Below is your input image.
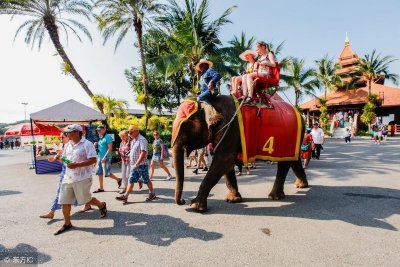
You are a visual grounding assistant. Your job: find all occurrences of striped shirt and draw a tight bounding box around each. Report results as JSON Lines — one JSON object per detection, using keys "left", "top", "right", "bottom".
{"left": 129, "top": 134, "right": 148, "bottom": 166}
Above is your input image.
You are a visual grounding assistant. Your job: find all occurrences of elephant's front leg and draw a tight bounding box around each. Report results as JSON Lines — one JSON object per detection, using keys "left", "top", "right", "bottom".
{"left": 224, "top": 169, "right": 242, "bottom": 203}
{"left": 191, "top": 154, "right": 234, "bottom": 212}
{"left": 268, "top": 161, "right": 290, "bottom": 200}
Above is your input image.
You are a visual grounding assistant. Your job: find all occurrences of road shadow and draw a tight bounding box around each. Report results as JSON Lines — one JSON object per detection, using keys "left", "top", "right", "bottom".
{"left": 0, "top": 243, "right": 51, "bottom": 264}
{"left": 0, "top": 190, "right": 21, "bottom": 197}
{"left": 70, "top": 211, "right": 222, "bottom": 247}
{"left": 202, "top": 185, "right": 400, "bottom": 231}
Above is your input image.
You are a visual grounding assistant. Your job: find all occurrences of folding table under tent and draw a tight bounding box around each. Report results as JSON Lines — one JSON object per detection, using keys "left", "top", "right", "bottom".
{"left": 29, "top": 99, "right": 106, "bottom": 174}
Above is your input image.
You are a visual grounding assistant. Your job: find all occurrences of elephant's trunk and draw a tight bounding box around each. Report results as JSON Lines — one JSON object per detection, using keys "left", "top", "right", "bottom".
{"left": 172, "top": 144, "right": 186, "bottom": 205}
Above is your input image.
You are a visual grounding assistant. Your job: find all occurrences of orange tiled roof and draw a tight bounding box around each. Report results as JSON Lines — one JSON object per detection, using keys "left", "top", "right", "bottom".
{"left": 300, "top": 83, "right": 400, "bottom": 111}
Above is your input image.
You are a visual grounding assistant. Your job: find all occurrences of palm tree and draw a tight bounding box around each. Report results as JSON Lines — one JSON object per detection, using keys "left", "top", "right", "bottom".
{"left": 280, "top": 58, "right": 319, "bottom": 107}
{"left": 314, "top": 54, "right": 342, "bottom": 100}
{"left": 0, "top": 0, "right": 104, "bottom": 112}
{"left": 358, "top": 49, "right": 398, "bottom": 95}
{"left": 94, "top": 0, "right": 164, "bottom": 129}
{"left": 92, "top": 94, "right": 129, "bottom": 126}
{"left": 157, "top": 0, "right": 236, "bottom": 91}
{"left": 221, "top": 32, "right": 255, "bottom": 76}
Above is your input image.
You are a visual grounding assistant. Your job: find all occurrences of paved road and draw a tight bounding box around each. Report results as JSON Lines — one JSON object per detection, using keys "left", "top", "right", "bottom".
{"left": 0, "top": 138, "right": 399, "bottom": 266}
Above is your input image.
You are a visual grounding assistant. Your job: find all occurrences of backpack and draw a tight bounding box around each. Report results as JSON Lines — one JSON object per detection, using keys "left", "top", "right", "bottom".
{"left": 300, "top": 143, "right": 310, "bottom": 151}
{"left": 161, "top": 140, "right": 170, "bottom": 159}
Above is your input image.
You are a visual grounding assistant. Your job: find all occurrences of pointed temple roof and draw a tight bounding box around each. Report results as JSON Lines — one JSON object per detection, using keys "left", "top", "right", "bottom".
{"left": 300, "top": 35, "right": 400, "bottom": 111}
{"left": 336, "top": 34, "right": 360, "bottom": 75}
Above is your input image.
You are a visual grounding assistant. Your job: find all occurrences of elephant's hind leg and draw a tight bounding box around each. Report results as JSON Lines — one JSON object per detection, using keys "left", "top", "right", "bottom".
{"left": 268, "top": 161, "right": 290, "bottom": 200}
{"left": 224, "top": 170, "right": 242, "bottom": 203}
{"left": 291, "top": 159, "right": 309, "bottom": 188}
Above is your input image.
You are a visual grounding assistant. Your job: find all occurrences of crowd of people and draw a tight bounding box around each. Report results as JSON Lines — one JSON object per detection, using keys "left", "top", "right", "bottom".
{"left": 0, "top": 139, "right": 21, "bottom": 150}
{"left": 39, "top": 124, "right": 174, "bottom": 235}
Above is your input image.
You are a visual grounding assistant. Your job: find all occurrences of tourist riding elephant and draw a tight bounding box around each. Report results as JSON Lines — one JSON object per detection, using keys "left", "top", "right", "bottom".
{"left": 172, "top": 95, "right": 308, "bottom": 212}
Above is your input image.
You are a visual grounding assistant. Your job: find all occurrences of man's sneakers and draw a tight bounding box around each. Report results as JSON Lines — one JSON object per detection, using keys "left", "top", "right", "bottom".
{"left": 146, "top": 192, "right": 156, "bottom": 201}
{"left": 165, "top": 175, "right": 173, "bottom": 181}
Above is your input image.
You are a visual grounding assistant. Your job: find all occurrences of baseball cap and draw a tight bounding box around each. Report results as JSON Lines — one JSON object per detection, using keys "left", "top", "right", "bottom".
{"left": 63, "top": 124, "right": 83, "bottom": 133}
{"left": 96, "top": 125, "right": 106, "bottom": 130}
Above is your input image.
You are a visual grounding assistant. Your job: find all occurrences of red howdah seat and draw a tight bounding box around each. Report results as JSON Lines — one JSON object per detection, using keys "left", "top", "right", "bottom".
{"left": 253, "top": 63, "right": 280, "bottom": 92}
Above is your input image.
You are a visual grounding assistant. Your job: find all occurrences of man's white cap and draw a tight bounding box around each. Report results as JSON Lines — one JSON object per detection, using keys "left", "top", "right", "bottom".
{"left": 63, "top": 124, "right": 83, "bottom": 133}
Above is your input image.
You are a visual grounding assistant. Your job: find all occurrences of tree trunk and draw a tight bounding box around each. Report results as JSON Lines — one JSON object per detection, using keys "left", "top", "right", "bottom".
{"left": 368, "top": 78, "right": 372, "bottom": 96}
{"left": 191, "top": 60, "right": 199, "bottom": 93}
{"left": 44, "top": 16, "right": 104, "bottom": 114}
{"left": 134, "top": 20, "right": 149, "bottom": 130}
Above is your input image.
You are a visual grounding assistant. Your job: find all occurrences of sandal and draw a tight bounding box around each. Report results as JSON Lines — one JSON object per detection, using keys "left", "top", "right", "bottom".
{"left": 93, "top": 188, "right": 105, "bottom": 193}
{"left": 77, "top": 206, "right": 92, "bottom": 213}
{"left": 99, "top": 202, "right": 107, "bottom": 218}
{"left": 117, "top": 178, "right": 122, "bottom": 188}
{"left": 39, "top": 212, "right": 54, "bottom": 219}
{"left": 54, "top": 223, "right": 73, "bottom": 235}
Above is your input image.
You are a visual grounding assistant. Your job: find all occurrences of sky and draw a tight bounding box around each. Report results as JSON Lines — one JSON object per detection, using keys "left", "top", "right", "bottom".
{"left": 1, "top": 0, "right": 399, "bottom": 123}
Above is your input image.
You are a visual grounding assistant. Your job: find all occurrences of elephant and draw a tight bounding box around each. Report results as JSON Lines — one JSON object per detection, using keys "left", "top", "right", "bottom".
{"left": 172, "top": 95, "right": 308, "bottom": 212}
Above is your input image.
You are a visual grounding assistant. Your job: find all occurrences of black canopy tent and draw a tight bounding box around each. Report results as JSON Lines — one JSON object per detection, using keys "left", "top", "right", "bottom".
{"left": 29, "top": 99, "right": 106, "bottom": 174}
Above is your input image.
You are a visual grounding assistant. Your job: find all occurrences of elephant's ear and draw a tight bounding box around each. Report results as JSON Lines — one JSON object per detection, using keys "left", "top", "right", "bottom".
{"left": 171, "top": 99, "right": 199, "bottom": 147}
{"left": 200, "top": 102, "right": 224, "bottom": 128}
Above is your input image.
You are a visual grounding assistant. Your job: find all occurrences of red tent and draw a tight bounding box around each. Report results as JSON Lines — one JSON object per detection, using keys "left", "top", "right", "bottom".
{"left": 4, "top": 122, "right": 62, "bottom": 137}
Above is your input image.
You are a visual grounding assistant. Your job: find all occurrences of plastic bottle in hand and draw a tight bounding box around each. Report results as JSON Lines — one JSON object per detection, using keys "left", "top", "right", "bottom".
{"left": 61, "top": 156, "right": 72, "bottom": 164}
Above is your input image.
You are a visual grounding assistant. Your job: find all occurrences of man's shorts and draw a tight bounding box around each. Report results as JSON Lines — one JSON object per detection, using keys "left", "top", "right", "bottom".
{"left": 374, "top": 131, "right": 382, "bottom": 138}
{"left": 96, "top": 158, "right": 112, "bottom": 177}
{"left": 129, "top": 165, "right": 150, "bottom": 184}
{"left": 59, "top": 178, "right": 92, "bottom": 205}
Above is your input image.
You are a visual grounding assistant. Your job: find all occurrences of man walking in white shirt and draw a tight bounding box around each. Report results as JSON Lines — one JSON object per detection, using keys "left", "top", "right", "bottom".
{"left": 311, "top": 122, "right": 324, "bottom": 160}
{"left": 55, "top": 124, "right": 107, "bottom": 235}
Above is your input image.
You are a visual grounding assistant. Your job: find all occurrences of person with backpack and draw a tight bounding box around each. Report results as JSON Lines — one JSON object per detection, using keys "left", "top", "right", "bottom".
{"left": 242, "top": 41, "right": 277, "bottom": 104}
{"left": 149, "top": 131, "right": 173, "bottom": 181}
{"left": 301, "top": 128, "right": 313, "bottom": 169}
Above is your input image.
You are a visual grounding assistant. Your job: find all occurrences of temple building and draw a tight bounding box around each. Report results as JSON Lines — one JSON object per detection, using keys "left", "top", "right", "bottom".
{"left": 300, "top": 35, "right": 400, "bottom": 135}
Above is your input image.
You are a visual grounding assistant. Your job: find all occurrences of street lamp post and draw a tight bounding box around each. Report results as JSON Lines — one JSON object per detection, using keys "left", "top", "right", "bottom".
{"left": 21, "top": 102, "right": 28, "bottom": 122}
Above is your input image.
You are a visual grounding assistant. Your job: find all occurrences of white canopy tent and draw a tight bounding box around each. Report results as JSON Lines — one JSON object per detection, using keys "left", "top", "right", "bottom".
{"left": 29, "top": 99, "right": 105, "bottom": 174}
{"left": 30, "top": 99, "right": 106, "bottom": 123}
